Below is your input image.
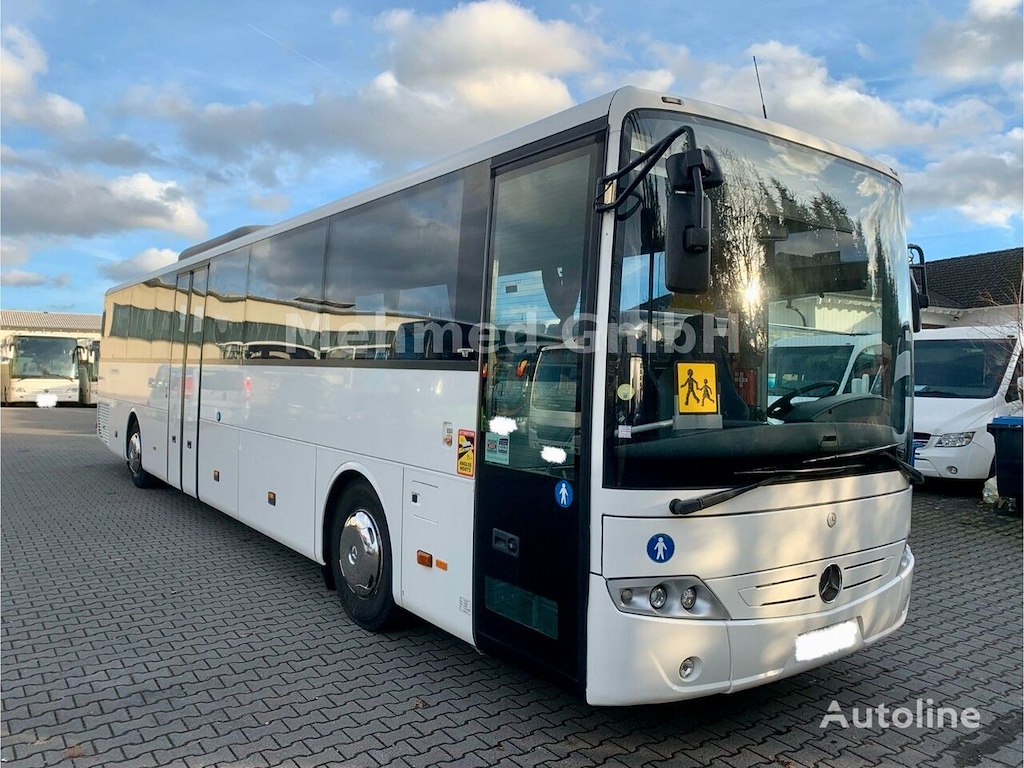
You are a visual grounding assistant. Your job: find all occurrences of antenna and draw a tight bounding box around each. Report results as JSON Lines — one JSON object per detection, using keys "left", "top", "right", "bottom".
{"left": 753, "top": 55, "right": 768, "bottom": 119}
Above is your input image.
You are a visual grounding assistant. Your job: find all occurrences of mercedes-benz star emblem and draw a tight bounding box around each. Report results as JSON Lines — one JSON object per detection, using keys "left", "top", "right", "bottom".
{"left": 819, "top": 564, "right": 843, "bottom": 603}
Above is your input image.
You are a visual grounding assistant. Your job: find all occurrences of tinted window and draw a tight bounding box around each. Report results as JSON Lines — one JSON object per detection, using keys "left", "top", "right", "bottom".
{"left": 245, "top": 221, "right": 327, "bottom": 356}
{"left": 109, "top": 288, "right": 132, "bottom": 338}
{"left": 207, "top": 247, "right": 249, "bottom": 357}
{"left": 323, "top": 163, "right": 487, "bottom": 361}
{"left": 480, "top": 142, "right": 601, "bottom": 479}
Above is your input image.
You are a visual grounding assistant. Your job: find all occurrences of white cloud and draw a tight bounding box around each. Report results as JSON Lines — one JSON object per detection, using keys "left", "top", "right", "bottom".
{"left": 855, "top": 42, "right": 875, "bottom": 61}
{"left": 379, "top": 0, "right": 599, "bottom": 113}
{"left": 691, "top": 42, "right": 918, "bottom": 151}
{"left": 124, "top": 1, "right": 602, "bottom": 173}
{"left": 119, "top": 83, "right": 194, "bottom": 120}
{"left": 1, "top": 167, "right": 206, "bottom": 239}
{"left": 329, "top": 7, "right": 350, "bottom": 25}
{"left": 918, "top": 0, "right": 1023, "bottom": 91}
{"left": 0, "top": 25, "right": 86, "bottom": 133}
{"left": 249, "top": 193, "right": 291, "bottom": 213}
{"left": 1, "top": 238, "right": 30, "bottom": 266}
{"left": 901, "top": 128, "right": 1023, "bottom": 228}
{"left": 1, "top": 269, "right": 48, "bottom": 287}
{"left": 99, "top": 247, "right": 178, "bottom": 282}
{"left": 969, "top": 0, "right": 1022, "bottom": 22}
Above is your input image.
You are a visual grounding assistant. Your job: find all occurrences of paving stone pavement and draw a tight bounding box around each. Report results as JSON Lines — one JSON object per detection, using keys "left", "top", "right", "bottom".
{"left": 2, "top": 407, "right": 1021, "bottom": 768}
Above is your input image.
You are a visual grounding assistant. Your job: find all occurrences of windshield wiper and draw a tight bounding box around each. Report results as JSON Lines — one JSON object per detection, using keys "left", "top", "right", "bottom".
{"left": 668, "top": 445, "right": 922, "bottom": 516}
{"left": 669, "top": 466, "right": 849, "bottom": 515}
{"left": 772, "top": 443, "right": 924, "bottom": 485}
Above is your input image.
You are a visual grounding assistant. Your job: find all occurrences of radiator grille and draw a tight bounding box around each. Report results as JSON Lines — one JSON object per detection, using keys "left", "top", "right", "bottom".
{"left": 96, "top": 403, "right": 110, "bottom": 443}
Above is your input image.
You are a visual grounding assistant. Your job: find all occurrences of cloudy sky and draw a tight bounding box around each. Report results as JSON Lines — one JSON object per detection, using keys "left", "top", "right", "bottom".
{"left": 2, "top": 0, "right": 1021, "bottom": 313}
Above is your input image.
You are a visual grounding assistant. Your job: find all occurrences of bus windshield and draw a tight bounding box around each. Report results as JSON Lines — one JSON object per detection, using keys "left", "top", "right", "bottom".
{"left": 11, "top": 336, "right": 79, "bottom": 379}
{"left": 914, "top": 338, "right": 1014, "bottom": 399}
{"left": 606, "top": 110, "right": 911, "bottom": 489}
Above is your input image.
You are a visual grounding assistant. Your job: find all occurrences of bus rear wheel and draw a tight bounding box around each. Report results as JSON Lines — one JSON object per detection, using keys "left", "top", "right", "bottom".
{"left": 126, "top": 422, "right": 156, "bottom": 489}
{"left": 330, "top": 481, "right": 399, "bottom": 631}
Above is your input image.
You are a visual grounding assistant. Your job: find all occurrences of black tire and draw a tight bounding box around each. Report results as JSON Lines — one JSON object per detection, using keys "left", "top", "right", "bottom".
{"left": 126, "top": 421, "right": 156, "bottom": 489}
{"left": 329, "top": 481, "right": 399, "bottom": 631}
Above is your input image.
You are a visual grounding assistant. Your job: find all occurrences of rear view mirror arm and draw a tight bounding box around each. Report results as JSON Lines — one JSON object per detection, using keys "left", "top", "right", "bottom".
{"left": 595, "top": 126, "right": 695, "bottom": 213}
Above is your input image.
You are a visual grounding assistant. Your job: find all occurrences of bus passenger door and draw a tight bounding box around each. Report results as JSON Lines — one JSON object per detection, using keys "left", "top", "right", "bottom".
{"left": 474, "top": 132, "right": 602, "bottom": 691}
{"left": 167, "top": 267, "right": 208, "bottom": 495}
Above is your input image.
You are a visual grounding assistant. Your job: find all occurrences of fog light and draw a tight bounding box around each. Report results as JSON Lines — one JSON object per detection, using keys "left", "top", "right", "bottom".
{"left": 681, "top": 587, "right": 697, "bottom": 610}
{"left": 947, "top": 466, "right": 958, "bottom": 475}
{"left": 649, "top": 585, "right": 668, "bottom": 609}
{"left": 619, "top": 588, "right": 633, "bottom": 604}
{"left": 679, "top": 657, "right": 695, "bottom": 679}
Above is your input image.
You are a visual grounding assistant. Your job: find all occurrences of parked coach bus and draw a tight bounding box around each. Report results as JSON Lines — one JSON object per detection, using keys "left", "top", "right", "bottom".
{"left": 2, "top": 332, "right": 84, "bottom": 405}
{"left": 97, "top": 87, "right": 924, "bottom": 705}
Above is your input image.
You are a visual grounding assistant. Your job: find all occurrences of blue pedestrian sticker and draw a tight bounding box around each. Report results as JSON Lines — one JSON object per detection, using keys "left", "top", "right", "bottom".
{"left": 647, "top": 533, "right": 675, "bottom": 563}
{"left": 554, "top": 479, "right": 573, "bottom": 508}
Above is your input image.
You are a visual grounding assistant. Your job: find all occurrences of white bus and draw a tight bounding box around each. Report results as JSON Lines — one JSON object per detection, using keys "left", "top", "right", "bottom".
{"left": 97, "top": 87, "right": 921, "bottom": 705}
{"left": 1, "top": 333, "right": 85, "bottom": 405}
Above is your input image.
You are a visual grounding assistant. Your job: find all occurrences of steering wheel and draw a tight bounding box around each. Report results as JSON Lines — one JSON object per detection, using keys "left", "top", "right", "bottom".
{"left": 767, "top": 380, "right": 840, "bottom": 420}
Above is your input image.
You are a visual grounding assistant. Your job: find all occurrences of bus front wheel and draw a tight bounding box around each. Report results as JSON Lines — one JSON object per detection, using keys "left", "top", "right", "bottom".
{"left": 126, "top": 422, "right": 156, "bottom": 489}
{"left": 330, "top": 481, "right": 399, "bottom": 631}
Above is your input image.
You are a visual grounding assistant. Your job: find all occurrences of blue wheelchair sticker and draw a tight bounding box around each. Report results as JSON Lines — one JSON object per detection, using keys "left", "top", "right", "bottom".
{"left": 554, "top": 480, "right": 573, "bottom": 508}
{"left": 647, "top": 533, "right": 675, "bottom": 563}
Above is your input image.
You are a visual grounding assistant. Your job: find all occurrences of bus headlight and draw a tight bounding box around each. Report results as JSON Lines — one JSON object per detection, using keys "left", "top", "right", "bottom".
{"left": 936, "top": 431, "right": 974, "bottom": 447}
{"left": 681, "top": 586, "right": 697, "bottom": 610}
{"left": 900, "top": 543, "right": 914, "bottom": 573}
{"left": 649, "top": 585, "right": 668, "bottom": 609}
{"left": 607, "top": 576, "right": 730, "bottom": 620}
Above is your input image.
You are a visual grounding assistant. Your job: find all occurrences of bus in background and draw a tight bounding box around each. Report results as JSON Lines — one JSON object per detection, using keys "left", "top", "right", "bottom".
{"left": 97, "top": 87, "right": 922, "bottom": 705}
{"left": 913, "top": 325, "right": 1022, "bottom": 485}
{"left": 1, "top": 333, "right": 83, "bottom": 406}
{"left": 76, "top": 339, "right": 101, "bottom": 406}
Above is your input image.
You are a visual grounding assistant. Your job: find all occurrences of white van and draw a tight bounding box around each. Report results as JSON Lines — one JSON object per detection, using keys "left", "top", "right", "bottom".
{"left": 913, "top": 325, "right": 1023, "bottom": 483}
{"left": 768, "top": 331, "right": 886, "bottom": 403}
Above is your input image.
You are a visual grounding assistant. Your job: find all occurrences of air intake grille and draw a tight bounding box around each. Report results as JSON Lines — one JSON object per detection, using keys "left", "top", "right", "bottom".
{"left": 96, "top": 403, "right": 110, "bottom": 443}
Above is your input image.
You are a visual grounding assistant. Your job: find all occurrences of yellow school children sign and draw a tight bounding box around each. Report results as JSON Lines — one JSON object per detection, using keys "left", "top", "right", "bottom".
{"left": 676, "top": 362, "right": 719, "bottom": 414}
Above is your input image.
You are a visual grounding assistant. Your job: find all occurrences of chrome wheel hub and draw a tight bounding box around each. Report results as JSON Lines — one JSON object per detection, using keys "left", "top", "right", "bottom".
{"left": 127, "top": 432, "right": 142, "bottom": 475}
{"left": 338, "top": 509, "right": 381, "bottom": 597}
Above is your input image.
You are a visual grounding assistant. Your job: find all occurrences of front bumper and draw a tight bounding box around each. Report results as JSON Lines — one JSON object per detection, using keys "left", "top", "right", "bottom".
{"left": 915, "top": 441, "right": 994, "bottom": 481}
{"left": 585, "top": 545, "right": 914, "bottom": 706}
{"left": 8, "top": 386, "right": 79, "bottom": 404}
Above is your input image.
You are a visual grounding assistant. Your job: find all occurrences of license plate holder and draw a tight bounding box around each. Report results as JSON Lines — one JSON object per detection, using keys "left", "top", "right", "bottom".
{"left": 794, "top": 619, "right": 859, "bottom": 663}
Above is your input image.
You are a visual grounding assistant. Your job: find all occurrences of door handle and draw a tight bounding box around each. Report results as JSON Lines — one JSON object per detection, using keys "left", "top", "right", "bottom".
{"left": 492, "top": 528, "right": 519, "bottom": 557}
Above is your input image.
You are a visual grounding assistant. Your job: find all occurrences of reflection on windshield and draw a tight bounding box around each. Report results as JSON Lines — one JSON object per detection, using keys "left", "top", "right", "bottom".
{"left": 11, "top": 336, "right": 79, "bottom": 379}
{"left": 915, "top": 339, "right": 1014, "bottom": 399}
{"left": 606, "top": 110, "right": 911, "bottom": 489}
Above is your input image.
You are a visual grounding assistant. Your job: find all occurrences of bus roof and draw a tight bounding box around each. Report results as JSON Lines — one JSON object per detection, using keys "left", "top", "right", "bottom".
{"left": 107, "top": 86, "right": 901, "bottom": 293}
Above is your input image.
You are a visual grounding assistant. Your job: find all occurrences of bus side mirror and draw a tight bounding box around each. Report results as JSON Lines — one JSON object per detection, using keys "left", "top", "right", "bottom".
{"left": 664, "top": 149, "right": 724, "bottom": 295}
{"left": 908, "top": 244, "right": 928, "bottom": 332}
{"left": 665, "top": 194, "right": 712, "bottom": 294}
